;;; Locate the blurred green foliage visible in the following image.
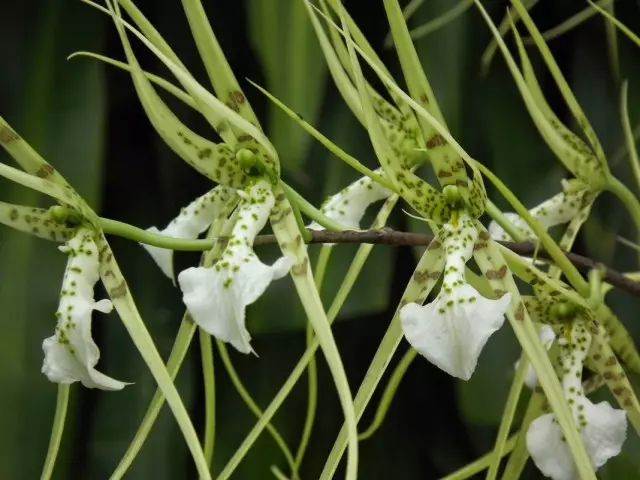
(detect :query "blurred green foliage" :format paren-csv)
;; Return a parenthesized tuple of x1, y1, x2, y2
(1, 0, 640, 478)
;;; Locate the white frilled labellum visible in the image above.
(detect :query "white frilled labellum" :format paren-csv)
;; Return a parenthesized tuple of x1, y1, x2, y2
(517, 324, 556, 389)
(42, 228, 127, 390)
(400, 214, 512, 380)
(142, 186, 233, 282)
(526, 321, 627, 480)
(178, 179, 291, 354)
(308, 170, 392, 232)
(489, 182, 586, 241)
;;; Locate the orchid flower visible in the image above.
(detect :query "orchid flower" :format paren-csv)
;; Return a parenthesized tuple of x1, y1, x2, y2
(516, 324, 556, 389)
(308, 169, 392, 232)
(489, 180, 587, 241)
(42, 228, 127, 390)
(141, 186, 234, 282)
(399, 213, 512, 380)
(526, 320, 627, 480)
(177, 179, 292, 354)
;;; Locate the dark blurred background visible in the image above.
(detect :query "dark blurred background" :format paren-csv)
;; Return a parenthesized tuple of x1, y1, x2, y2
(2, 0, 640, 478)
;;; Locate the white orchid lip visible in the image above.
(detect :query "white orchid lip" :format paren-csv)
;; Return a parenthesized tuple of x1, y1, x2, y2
(42, 228, 128, 391)
(141, 186, 233, 282)
(178, 179, 291, 354)
(526, 321, 627, 480)
(308, 169, 392, 232)
(400, 214, 511, 380)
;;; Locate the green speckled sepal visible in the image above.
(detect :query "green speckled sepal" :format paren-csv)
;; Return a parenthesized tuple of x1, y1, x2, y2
(0, 203, 72, 242)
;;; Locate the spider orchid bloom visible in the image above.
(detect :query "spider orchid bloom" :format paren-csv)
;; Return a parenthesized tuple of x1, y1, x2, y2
(516, 324, 556, 389)
(42, 228, 127, 390)
(400, 213, 512, 380)
(308, 170, 392, 232)
(141, 187, 233, 283)
(489, 180, 586, 241)
(178, 179, 291, 354)
(526, 321, 627, 480)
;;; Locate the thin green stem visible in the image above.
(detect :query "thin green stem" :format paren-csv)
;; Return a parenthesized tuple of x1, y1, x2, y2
(249, 80, 397, 193)
(270, 466, 289, 480)
(403, 0, 473, 44)
(485, 200, 527, 242)
(442, 435, 518, 480)
(216, 341, 298, 477)
(620, 81, 640, 194)
(217, 196, 398, 478)
(40, 385, 70, 480)
(473, 159, 590, 296)
(110, 208, 235, 479)
(287, 189, 313, 243)
(100, 217, 214, 250)
(294, 247, 332, 470)
(199, 329, 216, 468)
(281, 182, 347, 231)
(607, 176, 640, 236)
(358, 348, 417, 441)
(486, 357, 528, 479)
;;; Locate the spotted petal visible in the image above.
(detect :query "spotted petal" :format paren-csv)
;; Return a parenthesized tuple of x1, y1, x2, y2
(401, 284, 511, 380)
(178, 179, 291, 353)
(400, 214, 511, 380)
(178, 251, 291, 353)
(309, 169, 391, 231)
(42, 229, 127, 390)
(141, 186, 233, 282)
(488, 182, 586, 241)
(527, 400, 627, 480)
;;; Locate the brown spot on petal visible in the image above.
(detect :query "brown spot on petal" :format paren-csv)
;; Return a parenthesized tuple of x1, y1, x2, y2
(437, 169, 452, 178)
(427, 240, 441, 250)
(9, 209, 18, 221)
(109, 281, 128, 299)
(231, 91, 246, 104)
(613, 387, 627, 397)
(605, 356, 617, 366)
(478, 231, 490, 241)
(413, 270, 430, 283)
(0, 125, 19, 144)
(292, 258, 308, 276)
(515, 302, 525, 321)
(485, 265, 507, 280)
(36, 164, 56, 178)
(426, 134, 447, 149)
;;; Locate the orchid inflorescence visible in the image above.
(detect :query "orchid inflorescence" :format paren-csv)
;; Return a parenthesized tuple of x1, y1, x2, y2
(2, 0, 640, 479)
